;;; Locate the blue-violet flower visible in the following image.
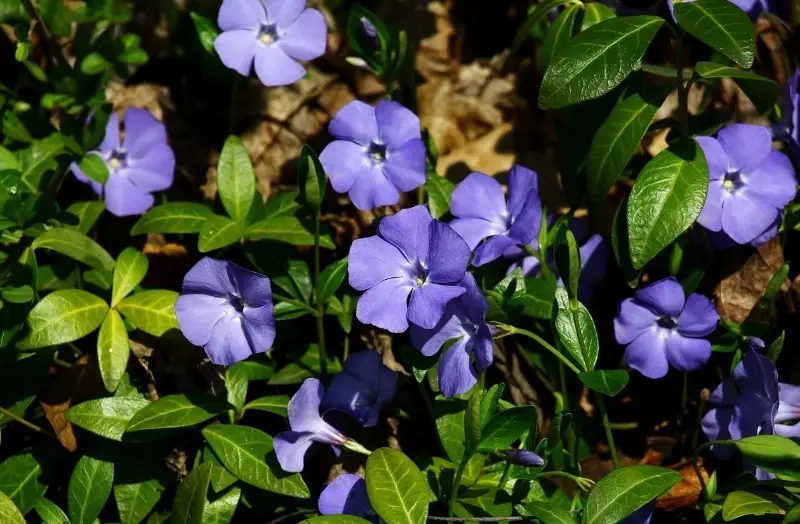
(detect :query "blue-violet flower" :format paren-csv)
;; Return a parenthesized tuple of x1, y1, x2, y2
(323, 350, 397, 427)
(318, 473, 377, 520)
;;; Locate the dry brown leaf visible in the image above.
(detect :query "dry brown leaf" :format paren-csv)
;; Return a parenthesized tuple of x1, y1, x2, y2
(657, 461, 709, 510)
(437, 123, 516, 180)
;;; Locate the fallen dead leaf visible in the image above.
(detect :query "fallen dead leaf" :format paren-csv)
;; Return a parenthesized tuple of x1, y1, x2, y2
(657, 461, 709, 510)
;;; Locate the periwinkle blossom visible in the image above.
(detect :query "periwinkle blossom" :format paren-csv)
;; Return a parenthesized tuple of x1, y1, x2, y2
(71, 107, 174, 217)
(349, 205, 471, 333)
(624, 503, 654, 524)
(319, 100, 426, 210)
(213, 0, 326, 87)
(505, 449, 544, 467)
(696, 124, 797, 245)
(318, 473, 377, 520)
(175, 258, 275, 366)
(411, 273, 493, 397)
(449, 165, 542, 266)
(359, 17, 378, 40)
(323, 350, 397, 427)
(614, 277, 719, 379)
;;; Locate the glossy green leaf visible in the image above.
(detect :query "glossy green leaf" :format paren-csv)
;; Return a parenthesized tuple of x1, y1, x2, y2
(674, 0, 754, 68)
(1, 285, 33, 304)
(365, 448, 429, 524)
(68, 455, 114, 524)
(268, 344, 341, 385)
(112, 248, 148, 307)
(580, 2, 615, 30)
(116, 290, 179, 337)
(435, 396, 466, 462)
(554, 227, 581, 300)
(611, 200, 640, 287)
(246, 216, 334, 248)
(512, 0, 574, 53)
(202, 425, 309, 498)
(578, 369, 629, 396)
(189, 11, 219, 54)
(67, 396, 149, 441)
(131, 203, 216, 235)
(225, 364, 248, 413)
(627, 139, 708, 269)
(734, 435, 800, 479)
(20, 134, 65, 192)
(722, 490, 785, 520)
(695, 61, 778, 114)
(518, 501, 576, 523)
(218, 136, 255, 224)
(172, 462, 211, 524)
(78, 153, 109, 184)
(259, 190, 301, 219)
(243, 395, 289, 417)
(33, 228, 115, 272)
(0, 453, 46, 514)
(97, 310, 130, 392)
(464, 387, 484, 457)
(125, 394, 227, 435)
(426, 172, 455, 219)
(519, 275, 558, 319)
(587, 87, 668, 201)
(553, 288, 598, 371)
(539, 16, 663, 108)
(583, 465, 681, 524)
(198, 215, 243, 253)
(33, 498, 68, 524)
(478, 406, 536, 451)
(17, 289, 108, 350)
(66, 201, 105, 234)
(115, 478, 164, 524)
(297, 145, 326, 215)
(317, 258, 348, 305)
(203, 487, 240, 524)
(0, 492, 25, 524)
(480, 383, 505, 428)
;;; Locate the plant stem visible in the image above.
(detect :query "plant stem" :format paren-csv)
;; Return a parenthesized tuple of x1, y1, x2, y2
(448, 458, 469, 517)
(0, 407, 49, 436)
(596, 394, 619, 469)
(496, 324, 581, 375)
(20, 0, 70, 66)
(497, 462, 512, 492)
(535, 470, 593, 490)
(640, 63, 693, 79)
(313, 216, 328, 377)
(693, 439, 732, 500)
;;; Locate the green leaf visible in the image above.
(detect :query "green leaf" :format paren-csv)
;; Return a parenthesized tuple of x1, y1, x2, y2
(268, 344, 342, 385)
(578, 370, 629, 396)
(68, 455, 114, 524)
(1, 285, 33, 304)
(66, 201, 105, 234)
(80, 52, 109, 75)
(243, 395, 289, 417)
(695, 62, 778, 114)
(583, 465, 681, 524)
(33, 498, 68, 524)
(317, 258, 348, 305)
(17, 289, 108, 350)
(225, 364, 248, 413)
(519, 275, 558, 319)
(172, 462, 212, 524)
(517, 501, 576, 523)
(125, 394, 228, 435)
(611, 200, 640, 287)
(554, 227, 581, 300)
(0, 492, 25, 524)
(365, 448, 429, 524)
(116, 290, 179, 337)
(218, 136, 255, 224)
(189, 11, 219, 55)
(479, 406, 536, 451)
(259, 190, 302, 219)
(297, 145, 326, 215)
(512, 0, 574, 53)
(0, 453, 46, 514)
(627, 139, 708, 269)
(112, 248, 149, 307)
(734, 435, 800, 479)
(480, 383, 505, 428)
(674, 0, 754, 68)
(539, 16, 663, 109)
(722, 490, 786, 520)
(580, 2, 615, 31)
(464, 387, 483, 457)
(202, 425, 309, 498)
(587, 87, 668, 201)
(203, 487, 240, 524)
(33, 228, 115, 272)
(97, 310, 131, 393)
(198, 215, 243, 253)
(435, 397, 466, 462)
(553, 288, 599, 371)
(0, 147, 20, 171)
(426, 172, 455, 219)
(20, 134, 65, 192)
(246, 217, 334, 249)
(67, 396, 149, 441)
(131, 203, 215, 235)
(115, 478, 164, 524)
(78, 153, 109, 184)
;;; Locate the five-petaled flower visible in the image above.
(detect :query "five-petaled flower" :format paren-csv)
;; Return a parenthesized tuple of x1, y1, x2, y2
(318, 473, 377, 520)
(349, 205, 471, 333)
(71, 107, 174, 217)
(449, 165, 542, 266)
(175, 257, 276, 366)
(320, 100, 426, 210)
(213, 0, 327, 87)
(614, 277, 719, 379)
(323, 350, 397, 427)
(274, 378, 348, 473)
(696, 124, 797, 245)
(411, 274, 493, 396)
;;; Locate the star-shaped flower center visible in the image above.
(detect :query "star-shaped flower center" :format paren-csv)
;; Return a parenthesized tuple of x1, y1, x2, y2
(108, 148, 127, 170)
(368, 141, 387, 164)
(657, 316, 677, 329)
(722, 170, 744, 192)
(258, 22, 279, 45)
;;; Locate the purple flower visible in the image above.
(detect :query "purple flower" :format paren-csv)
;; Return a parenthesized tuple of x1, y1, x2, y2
(505, 449, 544, 467)
(322, 350, 397, 427)
(175, 257, 275, 366)
(360, 17, 378, 39)
(696, 124, 797, 245)
(349, 205, 471, 333)
(623, 502, 654, 524)
(614, 277, 719, 379)
(213, 0, 326, 87)
(449, 166, 542, 266)
(319, 100, 426, 210)
(70, 108, 174, 217)
(318, 473, 376, 520)
(776, 69, 800, 163)
(274, 378, 348, 473)
(410, 273, 493, 397)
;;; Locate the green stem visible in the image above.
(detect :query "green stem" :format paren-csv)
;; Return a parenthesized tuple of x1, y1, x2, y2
(693, 440, 733, 500)
(343, 333, 350, 361)
(497, 462, 512, 492)
(313, 216, 328, 377)
(496, 324, 581, 375)
(675, 32, 689, 137)
(0, 407, 50, 436)
(448, 458, 469, 517)
(640, 63, 693, 79)
(535, 471, 594, 491)
(596, 395, 619, 469)
(343, 438, 372, 456)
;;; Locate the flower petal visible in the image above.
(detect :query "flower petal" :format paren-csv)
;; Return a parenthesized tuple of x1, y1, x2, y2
(254, 44, 305, 87)
(356, 278, 413, 333)
(450, 172, 507, 222)
(507, 165, 539, 218)
(123, 108, 168, 158)
(181, 257, 237, 297)
(508, 189, 542, 245)
(734, 351, 779, 402)
(241, 305, 276, 354)
(410, 313, 464, 357)
(265, 0, 305, 27)
(375, 100, 421, 148)
(323, 352, 393, 427)
(449, 217, 505, 251)
(717, 124, 772, 173)
(273, 431, 314, 473)
(695, 136, 729, 180)
(473, 325, 494, 371)
(226, 263, 273, 306)
(348, 236, 406, 291)
(204, 315, 254, 365)
(614, 299, 658, 345)
(383, 139, 426, 191)
(701, 407, 736, 460)
(99, 112, 120, 152)
(103, 172, 154, 217)
(218, 0, 265, 31)
(721, 191, 780, 244)
(320, 140, 367, 194)
(408, 283, 466, 330)
(624, 327, 669, 379)
(438, 338, 477, 397)
(378, 205, 432, 263)
(128, 143, 175, 191)
(696, 180, 724, 232)
(743, 151, 797, 209)
(278, 8, 326, 61)
(664, 333, 711, 372)
(288, 378, 326, 432)
(472, 234, 518, 267)
(214, 30, 258, 76)
(426, 221, 470, 284)
(578, 234, 608, 302)
(328, 100, 378, 146)
(348, 163, 400, 210)
(633, 277, 685, 318)
(175, 294, 231, 346)
(318, 474, 372, 517)
(675, 294, 718, 337)
(776, 383, 800, 423)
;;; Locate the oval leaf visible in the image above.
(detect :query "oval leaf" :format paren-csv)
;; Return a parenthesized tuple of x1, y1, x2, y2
(584, 465, 681, 524)
(541, 6, 580, 73)
(580, 2, 615, 31)
(17, 289, 108, 350)
(114, 478, 164, 524)
(125, 394, 227, 435)
(116, 289, 179, 337)
(578, 369, 629, 396)
(66, 397, 149, 441)
(297, 144, 326, 214)
(203, 486, 240, 524)
(172, 462, 212, 524)
(426, 172, 455, 219)
(198, 215, 243, 253)
(218, 136, 256, 224)
(722, 490, 785, 520)
(695, 62, 778, 115)
(131, 203, 215, 235)
(553, 288, 599, 371)
(0, 454, 47, 514)
(317, 258, 348, 305)
(246, 217, 335, 249)
(112, 248, 148, 307)
(674, 0, 754, 68)
(512, 0, 574, 53)
(365, 448, 429, 524)
(97, 310, 130, 393)
(518, 501, 576, 523)
(554, 227, 581, 300)
(78, 153, 109, 184)
(33, 498, 68, 524)
(68, 455, 114, 524)
(243, 395, 289, 417)
(0, 492, 25, 524)
(33, 228, 115, 272)
(734, 435, 800, 479)
(478, 406, 537, 452)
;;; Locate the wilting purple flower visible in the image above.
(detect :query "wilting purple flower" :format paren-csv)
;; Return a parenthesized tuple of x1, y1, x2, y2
(614, 277, 719, 379)
(213, 0, 326, 87)
(175, 258, 275, 366)
(410, 273, 493, 397)
(318, 473, 376, 520)
(319, 100, 425, 210)
(349, 206, 470, 332)
(71, 108, 174, 217)
(449, 166, 542, 266)
(624, 503, 654, 524)
(696, 124, 797, 245)
(505, 449, 544, 467)
(274, 378, 348, 473)
(323, 350, 397, 427)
